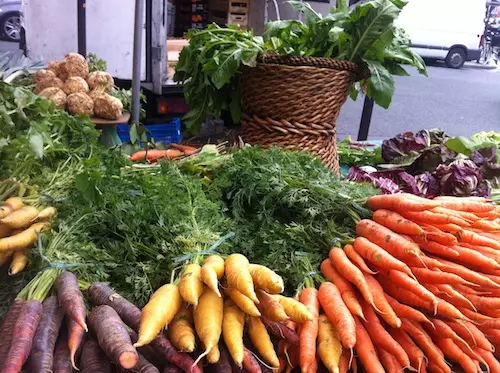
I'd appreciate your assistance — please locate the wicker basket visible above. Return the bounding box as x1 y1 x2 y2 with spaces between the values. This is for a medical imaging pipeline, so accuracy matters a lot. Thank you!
241 55 363 173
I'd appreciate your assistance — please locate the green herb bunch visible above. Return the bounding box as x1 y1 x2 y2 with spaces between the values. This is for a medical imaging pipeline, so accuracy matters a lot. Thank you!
175 0 426 135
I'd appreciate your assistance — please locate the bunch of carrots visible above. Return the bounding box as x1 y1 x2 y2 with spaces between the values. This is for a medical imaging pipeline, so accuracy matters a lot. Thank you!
129 144 200 163
0 197 56 275
316 193 500 373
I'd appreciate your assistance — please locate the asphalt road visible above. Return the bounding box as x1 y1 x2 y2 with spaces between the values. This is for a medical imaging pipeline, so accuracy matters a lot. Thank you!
337 61 500 140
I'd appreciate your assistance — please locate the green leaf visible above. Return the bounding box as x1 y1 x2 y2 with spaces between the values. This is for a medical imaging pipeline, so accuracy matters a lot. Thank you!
364 59 395 108
288 1 322 24
29 133 44 159
350 85 360 101
445 136 497 156
129 124 139 144
385 61 410 76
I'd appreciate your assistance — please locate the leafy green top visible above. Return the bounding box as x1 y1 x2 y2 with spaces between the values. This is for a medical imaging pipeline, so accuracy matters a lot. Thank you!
175 0 426 135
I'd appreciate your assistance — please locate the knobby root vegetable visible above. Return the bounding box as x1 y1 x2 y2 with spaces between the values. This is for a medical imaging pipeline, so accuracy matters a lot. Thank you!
207 345 220 364
225 254 257 303
0 299 24 368
179 264 204 306
2 299 43 373
55 271 88 332
225 287 261 317
222 299 245 367
249 264 284 294
0 222 49 252
80 339 111 373
34 207 57 222
193 287 224 365
299 288 319 373
87 282 201 373
256 290 288 322
89 305 138 369
0 206 39 229
317 314 342 373
247 316 279 368
135 283 182 347
318 282 356 349
52 330 72 373
0 197 24 219
277 295 312 323
260 315 299 345
25 296 65 373
242 347 262 373
201 255 225 297
8 250 29 275
168 306 196 353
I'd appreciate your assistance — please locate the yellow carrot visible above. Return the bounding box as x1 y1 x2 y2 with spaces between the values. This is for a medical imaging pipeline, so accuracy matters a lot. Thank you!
207 345 220 364
278 295 312 323
249 264 284 294
34 207 57 221
8 250 28 275
201 255 225 297
135 284 182 347
256 290 289 322
0 251 13 266
222 299 245 367
0 197 24 218
225 287 261 317
0 224 11 239
168 306 196 352
0 222 49 252
0 206 39 228
318 314 342 373
247 316 280 368
225 254 257 302
179 263 204 306
193 287 224 365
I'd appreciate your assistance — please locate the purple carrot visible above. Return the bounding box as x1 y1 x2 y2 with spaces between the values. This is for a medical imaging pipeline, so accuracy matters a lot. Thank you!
80 339 111 373
0 299 25 368
52 329 72 373
242 348 262 373
1 299 43 373
87 282 200 373
67 318 85 370
163 366 183 373
88 305 138 369
130 331 164 368
55 271 88 331
260 316 299 345
124 354 160 373
214 344 232 373
25 296 65 373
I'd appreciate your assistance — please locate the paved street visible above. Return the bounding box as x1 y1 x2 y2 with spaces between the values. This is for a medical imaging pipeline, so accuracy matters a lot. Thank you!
337 62 500 140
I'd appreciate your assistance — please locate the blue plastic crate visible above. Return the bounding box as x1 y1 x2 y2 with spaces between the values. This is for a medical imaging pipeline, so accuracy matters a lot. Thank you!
117 117 182 144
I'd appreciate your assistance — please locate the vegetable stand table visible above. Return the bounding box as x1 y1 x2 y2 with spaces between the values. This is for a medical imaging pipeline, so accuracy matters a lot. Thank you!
91 112 131 148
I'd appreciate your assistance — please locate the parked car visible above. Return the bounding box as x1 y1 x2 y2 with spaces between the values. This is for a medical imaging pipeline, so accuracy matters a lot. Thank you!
0 0 21 42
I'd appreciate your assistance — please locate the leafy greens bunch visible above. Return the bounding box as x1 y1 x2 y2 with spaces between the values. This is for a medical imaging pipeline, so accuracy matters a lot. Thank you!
175 0 426 135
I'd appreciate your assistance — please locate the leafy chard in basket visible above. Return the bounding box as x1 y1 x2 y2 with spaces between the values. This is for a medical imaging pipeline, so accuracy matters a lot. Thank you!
175 0 427 135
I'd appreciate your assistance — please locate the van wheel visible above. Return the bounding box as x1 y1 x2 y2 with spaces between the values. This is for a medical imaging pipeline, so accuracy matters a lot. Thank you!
445 47 466 69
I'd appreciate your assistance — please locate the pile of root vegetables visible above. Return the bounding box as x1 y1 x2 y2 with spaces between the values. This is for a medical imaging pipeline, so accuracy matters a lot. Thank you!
318 194 500 373
0 197 56 276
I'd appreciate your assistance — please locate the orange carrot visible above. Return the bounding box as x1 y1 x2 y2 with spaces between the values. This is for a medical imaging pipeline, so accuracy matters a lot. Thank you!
339 349 349 373
463 292 500 311
129 151 147 162
411 267 474 286
411 236 460 258
457 230 500 250
360 299 410 367
477 349 500 373
146 149 183 161
363 273 401 328
344 244 376 274
429 319 471 351
328 248 375 309
430 257 500 288
431 207 480 222
298 288 319 373
420 225 458 246
367 194 438 212
471 219 500 231
428 223 464 233
436 198 495 213
352 237 413 276
377 347 399 373
170 143 199 156
435 338 477 373
400 210 471 227
379 269 437 306
353 317 385 373
372 209 425 235
400 319 450 373
320 260 365 320
356 220 422 260
390 328 426 372
433 284 477 311
384 294 433 326
318 282 356 349
451 245 500 271
447 321 493 352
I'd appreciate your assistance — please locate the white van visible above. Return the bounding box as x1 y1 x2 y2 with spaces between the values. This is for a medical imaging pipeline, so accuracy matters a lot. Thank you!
395 0 486 68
